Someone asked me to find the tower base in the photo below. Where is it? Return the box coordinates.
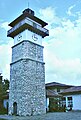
[9,59,46,116]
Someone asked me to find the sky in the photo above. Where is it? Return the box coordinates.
[0,0,81,85]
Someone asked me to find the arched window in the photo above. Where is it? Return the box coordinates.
[13,102,17,115]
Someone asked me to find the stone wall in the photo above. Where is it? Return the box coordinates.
[12,40,44,63]
[9,40,46,116]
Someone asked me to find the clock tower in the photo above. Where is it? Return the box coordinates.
[7,8,49,116]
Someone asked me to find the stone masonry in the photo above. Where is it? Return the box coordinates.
[9,40,46,116]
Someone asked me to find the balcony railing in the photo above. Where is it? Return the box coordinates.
[7,18,49,37]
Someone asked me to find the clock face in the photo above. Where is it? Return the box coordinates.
[17,33,22,42]
[32,33,38,41]
[14,30,42,45]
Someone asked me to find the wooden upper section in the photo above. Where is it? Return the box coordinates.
[7,8,49,38]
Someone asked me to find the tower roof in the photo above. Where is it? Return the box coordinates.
[8,8,48,27]
[7,8,49,38]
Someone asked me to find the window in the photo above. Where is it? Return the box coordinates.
[60,97,66,107]
[57,88,60,92]
[13,102,17,115]
[67,97,73,107]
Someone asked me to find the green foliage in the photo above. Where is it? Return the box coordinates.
[0,79,9,97]
[0,107,7,115]
[49,98,66,112]
[0,83,3,99]
[3,79,9,94]
[49,98,59,112]
[0,78,9,114]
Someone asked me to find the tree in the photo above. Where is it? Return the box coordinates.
[3,79,9,94]
[0,81,3,109]
[0,78,9,114]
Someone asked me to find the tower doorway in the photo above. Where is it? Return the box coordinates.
[13,102,17,115]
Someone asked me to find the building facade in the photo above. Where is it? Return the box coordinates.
[46,84,81,112]
[46,82,73,112]
[61,86,81,111]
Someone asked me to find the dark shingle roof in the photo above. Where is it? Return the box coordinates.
[60,86,81,95]
[46,89,62,98]
[46,82,73,88]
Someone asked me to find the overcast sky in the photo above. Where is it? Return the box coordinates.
[0,0,81,85]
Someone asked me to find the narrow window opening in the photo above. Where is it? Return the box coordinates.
[13,102,17,115]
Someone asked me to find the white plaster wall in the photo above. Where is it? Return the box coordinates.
[64,94,81,110]
[46,98,49,111]
[72,95,81,110]
[65,97,68,108]
[14,30,42,45]
[3,99,9,109]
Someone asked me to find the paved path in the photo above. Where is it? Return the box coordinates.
[0,112,81,120]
